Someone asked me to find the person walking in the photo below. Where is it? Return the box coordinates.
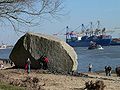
[105,66,108,76]
[88,63,93,72]
[26,58,31,74]
[25,62,28,73]
[115,66,120,77]
[108,66,112,76]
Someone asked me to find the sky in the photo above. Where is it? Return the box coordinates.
[0,0,120,45]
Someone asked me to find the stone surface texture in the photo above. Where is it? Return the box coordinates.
[10,32,78,74]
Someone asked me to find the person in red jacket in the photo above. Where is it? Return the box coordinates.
[43,56,49,70]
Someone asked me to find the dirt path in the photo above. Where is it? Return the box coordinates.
[0,68,120,90]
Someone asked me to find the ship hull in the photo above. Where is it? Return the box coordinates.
[67,39,111,47]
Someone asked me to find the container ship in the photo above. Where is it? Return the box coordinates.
[66,21,112,47]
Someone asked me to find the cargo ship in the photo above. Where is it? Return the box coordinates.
[66,21,112,47]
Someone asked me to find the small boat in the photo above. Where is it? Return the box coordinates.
[0,44,7,49]
[110,38,120,45]
[88,42,104,50]
[97,45,104,50]
[88,41,97,50]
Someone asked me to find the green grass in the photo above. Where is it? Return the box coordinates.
[0,82,26,90]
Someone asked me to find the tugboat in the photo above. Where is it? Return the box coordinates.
[88,41,103,50]
[66,21,112,47]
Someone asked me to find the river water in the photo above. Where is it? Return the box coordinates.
[75,46,120,72]
[0,48,12,59]
[0,46,120,72]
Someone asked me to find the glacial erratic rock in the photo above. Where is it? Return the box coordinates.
[9,32,78,74]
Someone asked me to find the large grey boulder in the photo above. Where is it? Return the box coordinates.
[10,32,78,74]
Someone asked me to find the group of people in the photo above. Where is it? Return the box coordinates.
[88,64,112,76]
[0,60,14,70]
[104,66,112,76]
[25,55,49,74]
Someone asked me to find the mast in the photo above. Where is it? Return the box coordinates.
[95,20,101,35]
[66,26,69,42]
[66,26,69,32]
[81,24,85,32]
[97,20,100,30]
[81,24,86,36]
[90,22,93,36]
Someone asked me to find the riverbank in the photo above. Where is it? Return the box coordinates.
[0,58,120,90]
[0,67,120,90]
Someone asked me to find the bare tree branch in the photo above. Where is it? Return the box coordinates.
[0,0,64,32]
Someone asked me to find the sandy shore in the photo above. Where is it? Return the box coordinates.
[0,59,119,90]
[0,65,120,90]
